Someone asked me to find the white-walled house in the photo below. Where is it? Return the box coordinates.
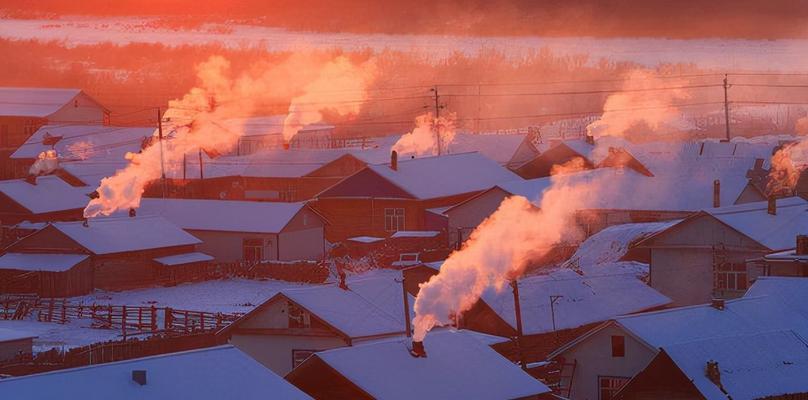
[635,197,808,306]
[133,198,327,262]
[548,295,808,400]
[220,270,409,375]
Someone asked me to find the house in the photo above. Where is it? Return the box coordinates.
[154,148,381,202]
[0,216,204,293]
[635,197,808,306]
[0,175,90,226]
[312,152,521,242]
[0,253,93,297]
[465,266,671,363]
[548,295,808,400]
[0,328,36,362]
[0,88,109,178]
[130,198,327,262]
[511,138,652,179]
[0,345,312,400]
[746,236,808,279]
[285,328,552,400]
[615,330,808,400]
[221,270,409,375]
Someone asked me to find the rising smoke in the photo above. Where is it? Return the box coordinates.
[392,112,457,156]
[29,150,59,176]
[83,54,376,217]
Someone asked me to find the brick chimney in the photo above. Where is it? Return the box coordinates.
[797,235,808,255]
[585,134,595,145]
[390,150,398,171]
[711,298,725,310]
[129,208,137,218]
[705,360,721,387]
[24,174,37,185]
[132,370,147,386]
[713,180,720,208]
[768,195,777,215]
[410,340,427,358]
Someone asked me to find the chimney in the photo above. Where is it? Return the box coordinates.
[338,269,348,291]
[711,298,725,310]
[410,340,427,358]
[82,219,89,228]
[390,150,398,171]
[797,235,808,255]
[705,360,721,387]
[713,180,720,208]
[128,208,136,218]
[768,195,777,215]
[283,142,290,151]
[585,134,595,145]
[25,174,37,185]
[132,370,147,386]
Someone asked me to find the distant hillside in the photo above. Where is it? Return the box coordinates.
[3,0,808,39]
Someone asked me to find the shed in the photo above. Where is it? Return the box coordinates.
[0,328,36,362]
[0,175,89,225]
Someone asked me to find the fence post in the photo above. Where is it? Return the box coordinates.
[138,307,143,330]
[150,306,157,332]
[184,310,189,334]
[164,307,172,332]
[61,300,66,324]
[122,305,127,340]
[48,299,54,322]
[200,312,206,331]
[107,304,112,328]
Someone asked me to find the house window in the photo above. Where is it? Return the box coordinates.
[287,301,311,329]
[599,376,630,400]
[242,238,264,261]
[611,335,625,357]
[384,208,405,232]
[715,262,748,291]
[292,349,317,368]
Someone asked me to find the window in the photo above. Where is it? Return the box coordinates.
[715,262,748,291]
[599,376,630,400]
[292,349,317,368]
[242,238,264,261]
[384,208,405,232]
[611,335,625,357]
[287,301,311,329]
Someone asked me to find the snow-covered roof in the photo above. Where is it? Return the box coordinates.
[131,198,309,234]
[302,329,550,400]
[347,236,384,244]
[367,152,521,199]
[706,197,808,251]
[278,270,408,339]
[495,177,554,203]
[0,345,312,400]
[59,156,129,188]
[562,221,680,271]
[745,277,808,320]
[659,330,808,400]
[763,249,808,262]
[0,175,89,214]
[390,230,439,238]
[153,252,214,266]
[0,327,36,342]
[0,253,88,272]
[444,133,526,164]
[0,87,81,118]
[224,115,333,137]
[54,216,201,255]
[11,125,154,160]
[481,265,671,335]
[615,295,808,349]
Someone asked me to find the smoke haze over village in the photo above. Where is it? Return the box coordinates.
[1,1,808,399]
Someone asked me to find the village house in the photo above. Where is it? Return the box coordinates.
[10,124,154,175]
[130,198,327,262]
[154,148,381,202]
[511,138,652,179]
[615,330,808,400]
[0,328,36,363]
[0,345,312,399]
[746,235,808,279]
[221,270,409,375]
[635,196,808,306]
[0,216,205,295]
[285,328,553,400]
[547,295,808,400]
[0,88,109,178]
[0,175,89,227]
[312,152,521,242]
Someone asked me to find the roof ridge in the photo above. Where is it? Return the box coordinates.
[616,295,769,321]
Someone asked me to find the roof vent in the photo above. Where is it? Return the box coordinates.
[711,298,725,310]
[25,175,37,185]
[768,195,777,215]
[391,150,398,171]
[132,370,147,386]
[705,360,721,386]
[410,340,427,358]
[797,235,808,256]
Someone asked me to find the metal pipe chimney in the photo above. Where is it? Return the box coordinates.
[391,150,398,171]
[768,195,777,215]
[713,180,720,208]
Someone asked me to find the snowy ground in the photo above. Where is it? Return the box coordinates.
[2,16,808,71]
[0,319,121,353]
[70,278,314,314]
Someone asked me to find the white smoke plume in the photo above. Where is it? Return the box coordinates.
[412,159,593,341]
[586,70,693,139]
[768,139,808,195]
[84,54,376,217]
[29,150,59,176]
[392,112,457,156]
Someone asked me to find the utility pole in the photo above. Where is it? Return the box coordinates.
[431,86,444,155]
[157,107,166,198]
[510,278,528,371]
[723,74,731,142]
[198,149,204,180]
[400,273,412,338]
[549,295,563,344]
